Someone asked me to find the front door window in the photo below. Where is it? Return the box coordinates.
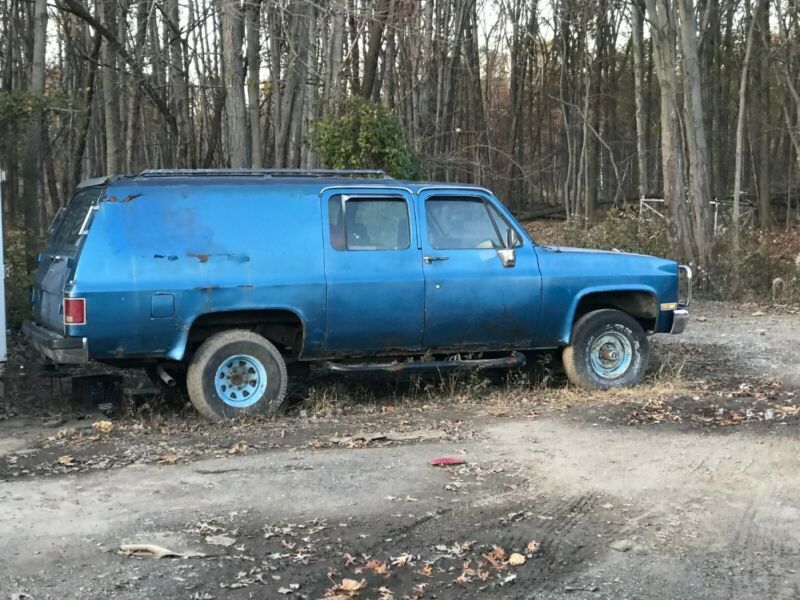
[425,198,503,250]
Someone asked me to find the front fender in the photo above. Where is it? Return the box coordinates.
[533,246,678,347]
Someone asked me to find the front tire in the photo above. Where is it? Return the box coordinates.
[562,309,649,390]
[187,330,288,420]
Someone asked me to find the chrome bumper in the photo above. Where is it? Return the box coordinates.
[670,265,692,335]
[22,320,89,364]
[670,309,689,334]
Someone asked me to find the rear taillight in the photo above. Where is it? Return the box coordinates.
[64,298,86,325]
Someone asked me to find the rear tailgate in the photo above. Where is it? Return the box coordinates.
[33,186,103,333]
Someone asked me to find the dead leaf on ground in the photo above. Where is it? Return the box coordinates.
[57,455,75,466]
[526,539,541,554]
[159,450,179,464]
[91,420,114,433]
[455,561,477,584]
[324,577,367,599]
[228,441,249,454]
[377,586,394,599]
[482,545,508,570]
[362,559,389,575]
[343,553,357,566]
[391,553,414,567]
[508,552,526,566]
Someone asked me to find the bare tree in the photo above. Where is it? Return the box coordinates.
[732,2,759,265]
[219,0,248,168]
[98,0,120,173]
[631,0,649,198]
[246,0,263,167]
[643,0,696,261]
[20,0,48,262]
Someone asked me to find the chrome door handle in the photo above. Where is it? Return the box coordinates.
[423,256,449,264]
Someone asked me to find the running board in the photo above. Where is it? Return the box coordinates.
[317,352,526,373]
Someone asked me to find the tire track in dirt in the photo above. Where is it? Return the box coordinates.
[528,492,607,592]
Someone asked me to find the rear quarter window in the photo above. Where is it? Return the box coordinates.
[48,187,103,252]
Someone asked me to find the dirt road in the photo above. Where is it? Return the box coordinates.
[1,300,799,599]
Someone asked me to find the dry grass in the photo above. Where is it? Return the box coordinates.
[293,347,692,418]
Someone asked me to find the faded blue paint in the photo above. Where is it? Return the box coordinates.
[535,246,678,345]
[29,174,683,365]
[321,187,424,352]
[416,188,542,350]
[64,178,327,360]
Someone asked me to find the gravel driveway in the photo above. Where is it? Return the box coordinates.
[1,300,799,599]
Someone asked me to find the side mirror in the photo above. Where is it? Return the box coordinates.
[498,227,518,268]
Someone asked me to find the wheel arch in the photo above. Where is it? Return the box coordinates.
[172,307,307,361]
[562,286,659,345]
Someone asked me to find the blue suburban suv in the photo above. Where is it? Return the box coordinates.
[23,169,690,420]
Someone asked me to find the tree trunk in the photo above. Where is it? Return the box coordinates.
[73,32,102,189]
[732,4,758,271]
[167,0,191,167]
[754,0,770,228]
[21,0,48,266]
[246,0,263,167]
[677,0,712,267]
[98,0,120,173]
[643,0,695,262]
[360,0,391,99]
[631,0,649,198]
[219,0,248,168]
[326,1,346,113]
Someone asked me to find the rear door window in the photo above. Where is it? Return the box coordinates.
[329,196,410,251]
[47,186,103,252]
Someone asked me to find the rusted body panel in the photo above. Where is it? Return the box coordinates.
[63,178,327,360]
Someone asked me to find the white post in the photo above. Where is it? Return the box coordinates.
[0,169,6,363]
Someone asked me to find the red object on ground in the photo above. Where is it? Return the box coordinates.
[429,457,466,466]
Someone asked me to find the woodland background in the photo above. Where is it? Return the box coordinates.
[1,0,800,309]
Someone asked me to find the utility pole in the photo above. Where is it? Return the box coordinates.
[0,169,6,364]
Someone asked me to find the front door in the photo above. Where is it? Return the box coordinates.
[417,190,541,350]
[322,189,424,353]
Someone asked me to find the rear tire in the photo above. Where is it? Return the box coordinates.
[187,329,288,421]
[562,309,649,390]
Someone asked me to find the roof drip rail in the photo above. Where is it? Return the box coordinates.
[136,168,393,180]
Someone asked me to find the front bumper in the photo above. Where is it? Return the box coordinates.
[670,264,692,335]
[670,309,689,334]
[22,320,89,364]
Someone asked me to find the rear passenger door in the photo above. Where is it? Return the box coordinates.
[321,189,424,353]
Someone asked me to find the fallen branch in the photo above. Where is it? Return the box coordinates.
[120,543,183,559]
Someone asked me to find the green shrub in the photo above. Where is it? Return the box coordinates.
[557,205,673,259]
[706,228,800,302]
[5,230,33,329]
[0,91,56,162]
[308,97,423,180]
[551,206,799,303]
